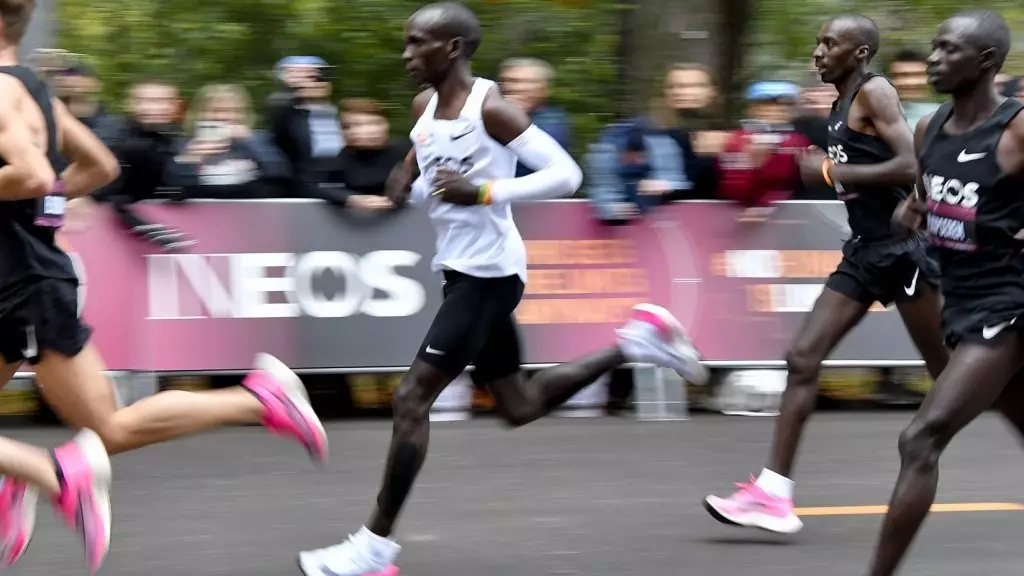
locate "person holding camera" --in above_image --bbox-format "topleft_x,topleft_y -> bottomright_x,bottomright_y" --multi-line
266,56 -> 344,198
167,84 -> 288,199
717,81 -> 811,220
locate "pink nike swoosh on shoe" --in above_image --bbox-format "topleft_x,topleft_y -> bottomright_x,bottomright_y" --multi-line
703,476 -> 803,534
51,429 -> 113,574
243,353 -> 328,463
0,477 -> 38,566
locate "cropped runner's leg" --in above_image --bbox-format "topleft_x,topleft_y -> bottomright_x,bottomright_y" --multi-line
704,271 -> 870,534
35,346 -> 325,459
866,336 -> 1021,576
27,278 -> 325,460
891,251 -> 948,380
894,283 -> 948,380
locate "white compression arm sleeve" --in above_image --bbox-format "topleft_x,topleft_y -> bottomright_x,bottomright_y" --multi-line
489,124 -> 583,204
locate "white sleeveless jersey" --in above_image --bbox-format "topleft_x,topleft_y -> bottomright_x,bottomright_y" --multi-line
409,78 -> 526,281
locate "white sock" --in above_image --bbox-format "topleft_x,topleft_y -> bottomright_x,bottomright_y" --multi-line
755,468 -> 795,500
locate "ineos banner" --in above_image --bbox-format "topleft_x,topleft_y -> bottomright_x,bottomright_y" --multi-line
59,200 -> 923,371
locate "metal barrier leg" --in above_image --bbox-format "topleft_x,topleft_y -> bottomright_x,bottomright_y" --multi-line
633,364 -> 688,421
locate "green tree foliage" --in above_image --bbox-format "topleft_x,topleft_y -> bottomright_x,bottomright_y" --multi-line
750,0 -> 1024,82
56,0 -> 623,149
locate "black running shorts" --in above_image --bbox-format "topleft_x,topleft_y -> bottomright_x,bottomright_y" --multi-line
825,234 -> 940,307
416,270 -> 524,383
941,297 -> 1024,349
0,278 -> 91,365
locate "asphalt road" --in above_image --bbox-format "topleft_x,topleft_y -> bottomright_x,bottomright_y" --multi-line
6,412 -> 1024,576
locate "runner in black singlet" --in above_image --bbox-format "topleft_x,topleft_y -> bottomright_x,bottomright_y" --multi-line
867,11 -> 1024,575
704,14 -> 949,534
0,2 -> 327,572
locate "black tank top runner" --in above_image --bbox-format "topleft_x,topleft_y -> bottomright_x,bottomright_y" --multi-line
919,98 -> 1024,304
0,65 -> 75,296
826,73 -> 912,241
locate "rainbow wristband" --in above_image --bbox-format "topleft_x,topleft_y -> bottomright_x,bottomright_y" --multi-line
478,182 -> 493,205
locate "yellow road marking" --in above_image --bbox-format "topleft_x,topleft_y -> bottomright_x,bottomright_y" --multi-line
794,503 -> 1024,517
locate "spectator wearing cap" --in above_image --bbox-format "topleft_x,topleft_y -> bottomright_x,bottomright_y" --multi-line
499,58 -> 573,176
266,56 -> 345,198
717,81 -> 811,219
791,70 -> 837,200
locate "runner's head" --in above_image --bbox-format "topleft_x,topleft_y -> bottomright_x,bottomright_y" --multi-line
403,2 -> 481,87
813,14 -> 879,85
927,10 -> 1010,95
0,0 -> 34,48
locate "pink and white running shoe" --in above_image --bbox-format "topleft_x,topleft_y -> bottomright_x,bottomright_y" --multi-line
243,353 -> 328,463
0,477 -> 38,566
52,428 -> 113,574
616,303 -> 709,385
703,475 -> 804,534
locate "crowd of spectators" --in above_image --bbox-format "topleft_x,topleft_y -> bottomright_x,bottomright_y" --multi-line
29,47 -> 1024,246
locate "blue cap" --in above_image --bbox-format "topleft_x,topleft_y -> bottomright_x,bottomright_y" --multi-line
274,56 -> 328,71
746,81 -> 800,102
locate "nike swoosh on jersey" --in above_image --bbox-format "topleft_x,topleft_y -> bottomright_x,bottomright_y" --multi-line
450,126 -> 475,140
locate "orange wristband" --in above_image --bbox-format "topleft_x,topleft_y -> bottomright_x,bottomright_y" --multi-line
822,158 -> 835,187
478,182 -> 493,205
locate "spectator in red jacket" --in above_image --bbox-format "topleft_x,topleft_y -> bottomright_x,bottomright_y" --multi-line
717,81 -> 810,220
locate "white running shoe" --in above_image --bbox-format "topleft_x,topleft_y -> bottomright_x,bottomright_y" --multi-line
298,527 -> 401,576
617,303 -> 709,385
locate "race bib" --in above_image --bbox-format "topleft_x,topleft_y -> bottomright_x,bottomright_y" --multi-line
35,182 -> 66,228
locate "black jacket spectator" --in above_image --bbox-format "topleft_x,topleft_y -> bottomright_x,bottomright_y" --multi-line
95,118 -> 182,223
92,81 -> 183,232
321,98 -> 407,211
326,142 -> 410,200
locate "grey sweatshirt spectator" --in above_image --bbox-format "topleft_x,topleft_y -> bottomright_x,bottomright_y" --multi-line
167,84 -> 289,199
499,58 -> 573,176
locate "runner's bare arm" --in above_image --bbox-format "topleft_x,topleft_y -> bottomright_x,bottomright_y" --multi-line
385,89 -> 436,205
480,87 -> 582,202
53,98 -> 120,198
0,81 -> 57,200
912,112 -> 937,200
830,77 -> 917,187
892,112 -> 936,232
998,107 -> 1024,177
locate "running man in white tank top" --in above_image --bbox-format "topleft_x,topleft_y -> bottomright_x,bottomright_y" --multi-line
297,3 -> 709,576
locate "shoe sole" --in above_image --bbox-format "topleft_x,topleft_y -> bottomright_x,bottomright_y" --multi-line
631,304 -> 710,385
74,429 -> 113,574
296,553 -> 401,576
255,353 -> 329,463
702,497 -> 803,534
3,484 -> 39,565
